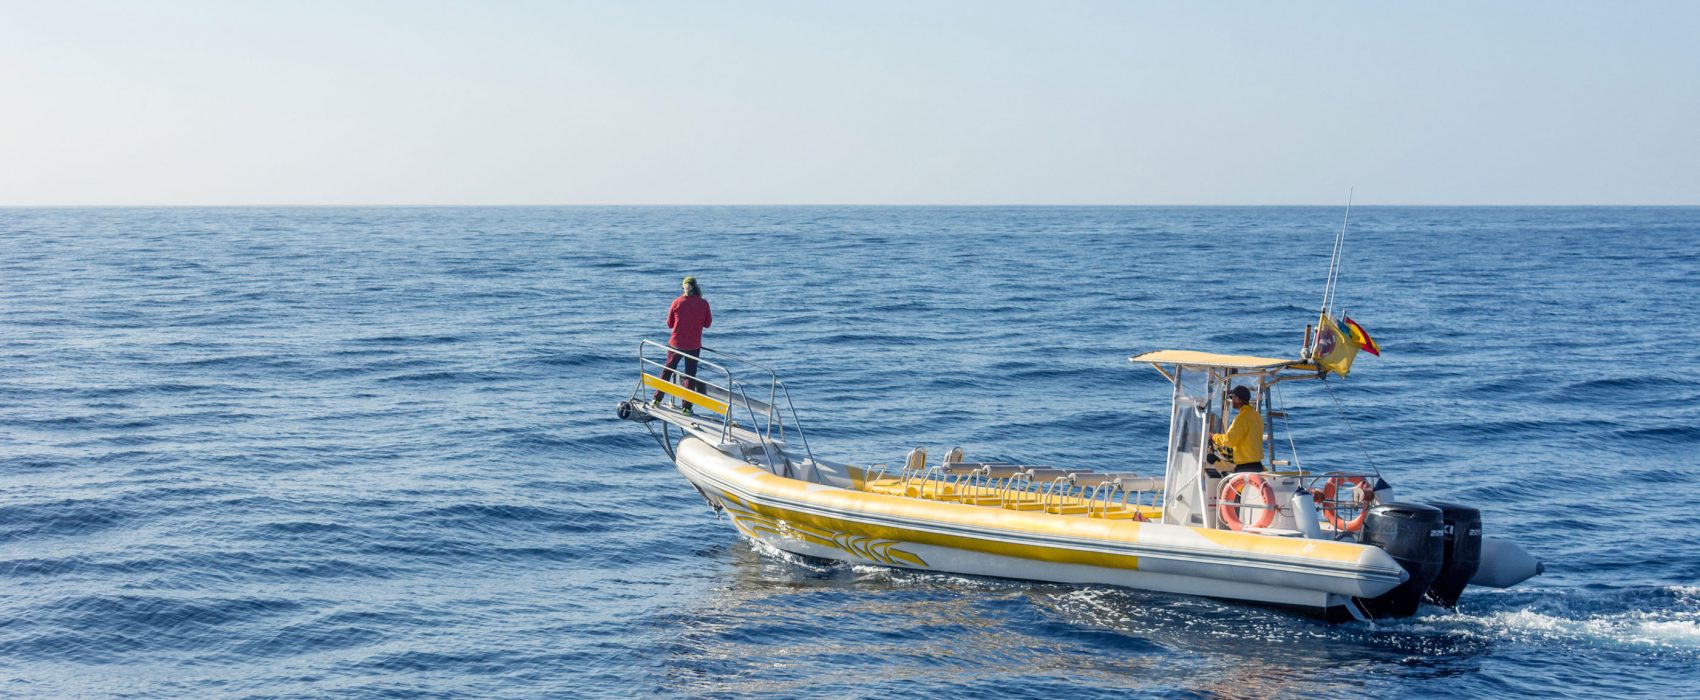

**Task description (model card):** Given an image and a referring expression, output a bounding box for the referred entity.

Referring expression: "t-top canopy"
[1129,350,1299,371]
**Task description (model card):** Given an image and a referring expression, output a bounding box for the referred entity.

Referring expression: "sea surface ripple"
[1,206,1697,698]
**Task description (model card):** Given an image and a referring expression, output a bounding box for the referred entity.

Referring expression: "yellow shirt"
[1212,405,1264,465]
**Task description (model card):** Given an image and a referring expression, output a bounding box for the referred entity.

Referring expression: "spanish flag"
[1342,316,1381,356]
[1315,314,1361,377]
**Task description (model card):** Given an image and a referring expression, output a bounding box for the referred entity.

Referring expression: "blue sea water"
[1,206,1697,698]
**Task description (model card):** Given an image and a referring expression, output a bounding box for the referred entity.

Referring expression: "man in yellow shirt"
[1209,386,1265,473]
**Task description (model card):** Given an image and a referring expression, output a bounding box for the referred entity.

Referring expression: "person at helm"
[1209,385,1265,473]
[651,276,712,414]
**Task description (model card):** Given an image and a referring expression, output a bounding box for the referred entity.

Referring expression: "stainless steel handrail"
[697,344,815,465]
[635,340,816,474]
[637,342,739,450]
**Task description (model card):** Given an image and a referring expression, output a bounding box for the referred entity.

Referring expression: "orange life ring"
[1218,473,1277,531]
[1318,476,1373,532]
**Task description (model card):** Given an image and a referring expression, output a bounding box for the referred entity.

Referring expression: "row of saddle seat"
[861,447,1164,521]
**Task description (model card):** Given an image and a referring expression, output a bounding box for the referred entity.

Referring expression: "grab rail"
[634,341,815,474]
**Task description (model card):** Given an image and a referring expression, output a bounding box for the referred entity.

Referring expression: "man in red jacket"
[652,276,712,413]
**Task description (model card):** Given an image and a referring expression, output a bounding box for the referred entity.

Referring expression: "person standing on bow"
[652,276,712,414]
[1209,385,1265,473]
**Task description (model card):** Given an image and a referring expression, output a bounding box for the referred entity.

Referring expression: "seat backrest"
[904,447,927,472]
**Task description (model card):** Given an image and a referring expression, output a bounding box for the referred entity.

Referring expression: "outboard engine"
[1359,502,1445,618]
[1424,502,1483,608]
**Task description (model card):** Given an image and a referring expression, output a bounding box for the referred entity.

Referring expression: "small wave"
[1612,424,1700,443]
[550,429,657,454]
[349,333,465,345]
[524,350,603,368]
[0,455,74,472]
[1470,377,1525,397]
[70,382,229,398]
[155,354,296,370]
[252,520,354,536]
[412,502,569,523]
[304,357,441,379]
[389,502,640,541]
[223,616,386,659]
[0,499,135,543]
[1562,375,1683,395]
[1204,329,1290,345]
[1438,418,1601,440]
[808,331,928,345]
[377,370,512,384]
[3,594,303,661]
[1003,366,1095,382]
[1620,466,1694,483]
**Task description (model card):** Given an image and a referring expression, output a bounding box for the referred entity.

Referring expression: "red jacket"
[667,295,711,349]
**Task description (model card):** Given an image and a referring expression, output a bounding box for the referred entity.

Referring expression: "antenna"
[1316,188,1355,321]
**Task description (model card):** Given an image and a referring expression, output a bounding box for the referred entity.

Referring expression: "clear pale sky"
[3,1,1696,205]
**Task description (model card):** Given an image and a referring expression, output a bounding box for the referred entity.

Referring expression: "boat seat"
[1022,468,1073,481]
[951,482,1005,506]
[1069,472,1141,488]
[1045,503,1091,515]
[863,478,908,496]
[973,464,1028,479]
[906,484,957,499]
[1113,476,1164,492]
[1089,505,1162,520]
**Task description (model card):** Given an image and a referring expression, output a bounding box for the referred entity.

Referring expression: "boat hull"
[674,438,1407,613]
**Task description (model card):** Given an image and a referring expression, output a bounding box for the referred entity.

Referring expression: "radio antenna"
[1317,188,1354,320]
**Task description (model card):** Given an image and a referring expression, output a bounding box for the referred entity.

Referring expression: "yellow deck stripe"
[642,374,729,415]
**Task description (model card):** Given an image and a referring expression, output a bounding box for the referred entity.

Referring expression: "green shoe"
[650,397,662,407]
[681,406,694,416]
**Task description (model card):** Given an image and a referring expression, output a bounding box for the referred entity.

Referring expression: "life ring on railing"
[1318,476,1373,532]
[1218,473,1277,531]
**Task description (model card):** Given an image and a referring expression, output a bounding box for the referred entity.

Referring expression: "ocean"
[1,206,1696,698]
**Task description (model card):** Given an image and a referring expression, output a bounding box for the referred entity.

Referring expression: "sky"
[2,1,1696,206]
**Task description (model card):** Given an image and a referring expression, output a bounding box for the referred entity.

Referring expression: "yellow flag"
[1315,314,1362,377]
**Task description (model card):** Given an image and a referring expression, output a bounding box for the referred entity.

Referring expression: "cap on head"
[1230,386,1252,403]
[682,276,696,286]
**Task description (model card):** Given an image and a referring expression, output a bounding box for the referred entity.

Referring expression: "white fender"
[1291,490,1324,539]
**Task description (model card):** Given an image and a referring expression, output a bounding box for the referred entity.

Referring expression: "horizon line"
[4,202,1698,209]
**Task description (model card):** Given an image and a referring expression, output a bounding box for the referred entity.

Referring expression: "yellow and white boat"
[617,338,1542,620]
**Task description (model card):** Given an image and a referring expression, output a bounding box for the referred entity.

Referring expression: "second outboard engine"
[1359,502,1445,618]
[1424,502,1483,607]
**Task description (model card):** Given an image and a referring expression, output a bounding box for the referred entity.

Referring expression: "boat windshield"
[1170,367,1208,471]
[1159,368,1213,524]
